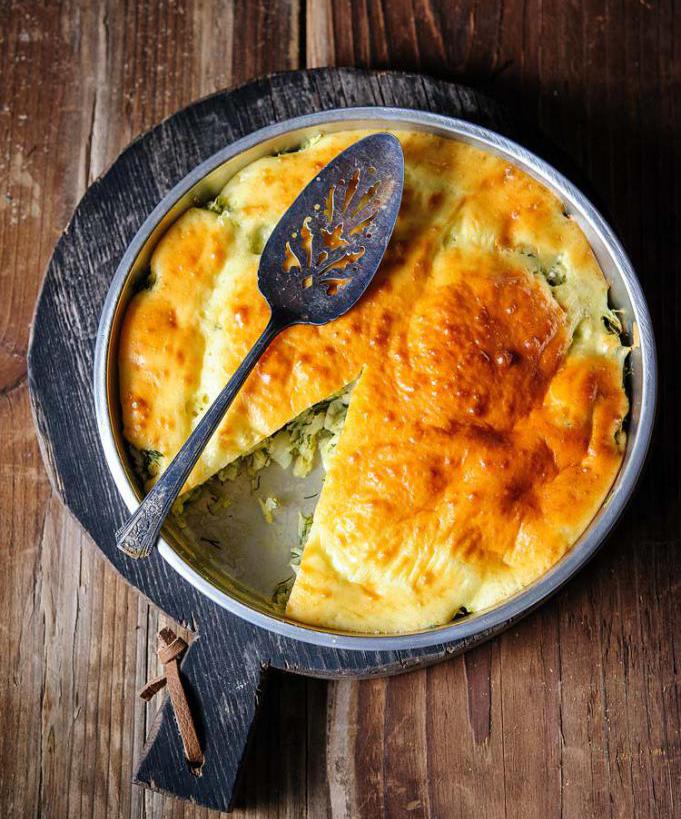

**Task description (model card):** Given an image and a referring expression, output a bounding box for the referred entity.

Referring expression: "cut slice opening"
[130,381,356,611]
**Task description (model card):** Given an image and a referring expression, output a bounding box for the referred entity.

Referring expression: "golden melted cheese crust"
[119,131,628,633]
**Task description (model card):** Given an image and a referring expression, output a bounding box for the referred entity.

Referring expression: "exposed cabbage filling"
[129,383,353,606]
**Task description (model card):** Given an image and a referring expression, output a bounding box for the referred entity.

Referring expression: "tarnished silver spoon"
[117,133,405,558]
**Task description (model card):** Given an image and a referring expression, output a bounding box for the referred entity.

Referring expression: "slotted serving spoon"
[116,132,405,558]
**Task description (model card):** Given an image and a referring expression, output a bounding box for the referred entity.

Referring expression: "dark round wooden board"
[28,68,528,812]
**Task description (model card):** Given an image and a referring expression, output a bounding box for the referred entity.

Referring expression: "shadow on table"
[235,66,680,813]
[233,670,330,812]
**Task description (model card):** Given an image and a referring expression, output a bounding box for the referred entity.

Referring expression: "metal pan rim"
[94,106,657,651]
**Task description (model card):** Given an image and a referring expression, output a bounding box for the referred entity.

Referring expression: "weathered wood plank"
[2,1,304,817]
[28,56,515,809]
[0,390,49,816]
[310,3,681,819]
[2,0,680,816]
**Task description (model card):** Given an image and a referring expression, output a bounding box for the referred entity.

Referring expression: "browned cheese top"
[119,131,628,632]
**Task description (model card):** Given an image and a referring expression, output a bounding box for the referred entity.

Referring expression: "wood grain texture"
[2,0,680,817]
[29,62,514,811]
[312,4,681,819]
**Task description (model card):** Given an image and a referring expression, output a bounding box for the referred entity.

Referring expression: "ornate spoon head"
[258,133,405,325]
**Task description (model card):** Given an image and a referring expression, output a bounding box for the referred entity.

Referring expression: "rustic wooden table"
[1,1,678,817]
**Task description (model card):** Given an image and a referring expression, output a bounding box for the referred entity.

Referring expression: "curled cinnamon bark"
[139,628,204,770]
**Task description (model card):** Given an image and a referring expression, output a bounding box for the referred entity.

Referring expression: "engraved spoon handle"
[116,315,286,558]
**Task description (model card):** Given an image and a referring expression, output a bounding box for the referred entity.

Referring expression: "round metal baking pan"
[94,107,657,651]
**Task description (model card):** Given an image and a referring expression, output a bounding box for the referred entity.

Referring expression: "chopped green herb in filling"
[204,195,229,215]
[293,511,314,571]
[129,446,164,481]
[129,383,353,606]
[202,383,352,486]
[272,511,315,608]
[258,495,280,524]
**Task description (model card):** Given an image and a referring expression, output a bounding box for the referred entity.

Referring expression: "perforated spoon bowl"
[116,133,405,558]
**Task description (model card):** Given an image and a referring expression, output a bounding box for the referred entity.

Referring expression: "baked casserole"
[118,130,628,634]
